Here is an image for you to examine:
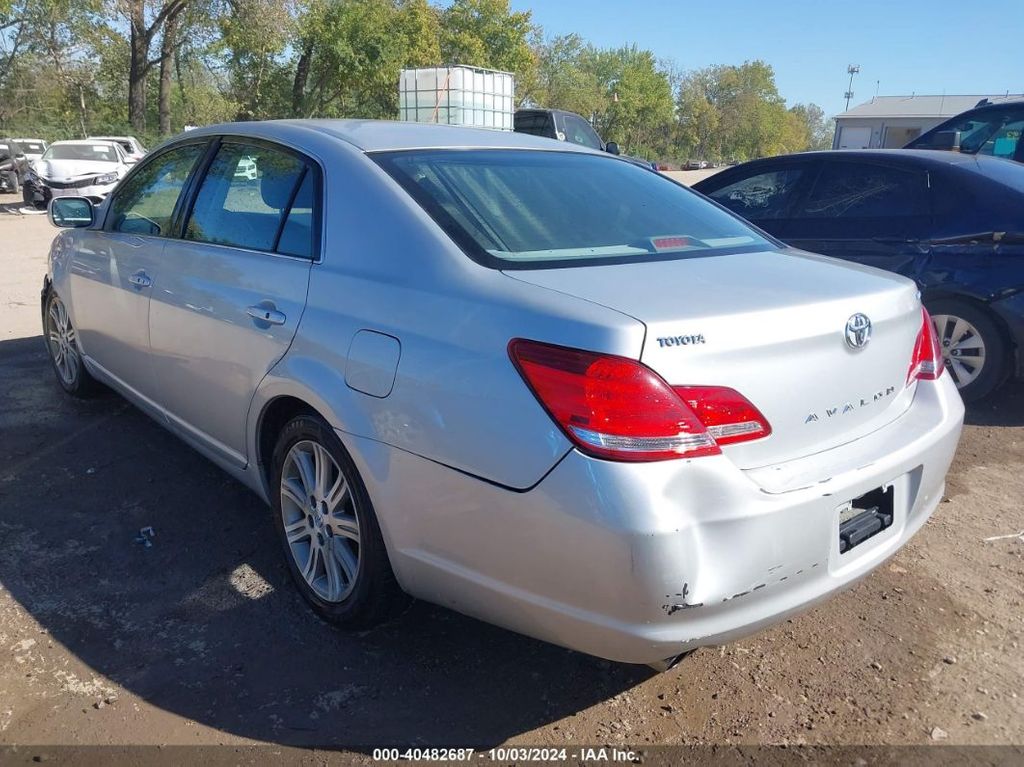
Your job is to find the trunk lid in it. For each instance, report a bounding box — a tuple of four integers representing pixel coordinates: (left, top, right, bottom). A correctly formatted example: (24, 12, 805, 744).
(505, 249, 923, 469)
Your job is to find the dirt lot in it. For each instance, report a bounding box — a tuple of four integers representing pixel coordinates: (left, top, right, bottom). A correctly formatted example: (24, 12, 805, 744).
(0, 192, 1022, 751)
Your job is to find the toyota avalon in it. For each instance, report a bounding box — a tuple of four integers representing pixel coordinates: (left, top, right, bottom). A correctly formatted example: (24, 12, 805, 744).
(42, 120, 964, 668)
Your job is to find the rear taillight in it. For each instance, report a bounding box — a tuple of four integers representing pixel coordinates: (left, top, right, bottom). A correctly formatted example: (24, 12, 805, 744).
(673, 386, 772, 445)
(908, 308, 944, 382)
(508, 339, 770, 462)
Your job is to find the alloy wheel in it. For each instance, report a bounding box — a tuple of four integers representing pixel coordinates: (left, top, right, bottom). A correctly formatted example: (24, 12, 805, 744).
(46, 294, 79, 387)
(279, 439, 361, 603)
(931, 313, 985, 388)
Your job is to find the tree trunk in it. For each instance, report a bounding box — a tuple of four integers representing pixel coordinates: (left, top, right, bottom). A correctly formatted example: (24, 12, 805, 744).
(127, 0, 149, 133)
(158, 9, 181, 136)
(77, 83, 88, 138)
(291, 40, 313, 117)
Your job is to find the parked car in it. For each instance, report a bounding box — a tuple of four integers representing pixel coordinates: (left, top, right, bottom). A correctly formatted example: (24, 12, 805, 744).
(12, 137, 48, 163)
(89, 135, 147, 163)
(0, 139, 25, 193)
(905, 98, 1024, 163)
(234, 155, 258, 181)
(693, 149, 1024, 401)
(514, 107, 655, 170)
(42, 121, 963, 668)
(23, 139, 132, 208)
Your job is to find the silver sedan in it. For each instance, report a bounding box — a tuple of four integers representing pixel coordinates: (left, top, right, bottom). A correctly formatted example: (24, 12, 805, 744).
(43, 120, 964, 668)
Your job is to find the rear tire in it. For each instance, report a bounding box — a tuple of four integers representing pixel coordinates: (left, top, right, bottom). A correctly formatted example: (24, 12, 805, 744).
(926, 298, 1009, 402)
(44, 290, 101, 398)
(271, 414, 407, 629)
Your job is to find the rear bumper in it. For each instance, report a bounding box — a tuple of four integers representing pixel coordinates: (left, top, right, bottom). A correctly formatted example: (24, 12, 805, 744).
(348, 375, 964, 665)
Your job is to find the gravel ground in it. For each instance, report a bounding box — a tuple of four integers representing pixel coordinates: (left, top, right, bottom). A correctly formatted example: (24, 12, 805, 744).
(0, 193, 1021, 750)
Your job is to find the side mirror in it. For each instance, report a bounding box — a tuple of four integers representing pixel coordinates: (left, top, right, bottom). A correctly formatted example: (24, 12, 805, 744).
(49, 196, 94, 228)
(124, 156, 138, 165)
(931, 130, 961, 152)
(605, 142, 620, 156)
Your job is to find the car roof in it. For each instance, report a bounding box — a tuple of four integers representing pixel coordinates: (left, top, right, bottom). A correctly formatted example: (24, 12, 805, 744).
(90, 136, 137, 142)
(695, 149, 1024, 192)
(180, 119, 596, 154)
(704, 149, 1018, 173)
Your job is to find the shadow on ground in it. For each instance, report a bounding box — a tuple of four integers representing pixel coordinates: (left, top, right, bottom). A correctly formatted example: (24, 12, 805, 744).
(0, 336, 649, 747)
(963, 380, 1024, 427)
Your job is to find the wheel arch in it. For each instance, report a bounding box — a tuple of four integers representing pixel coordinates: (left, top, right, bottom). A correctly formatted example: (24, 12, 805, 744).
(254, 393, 325, 498)
(922, 288, 1017, 354)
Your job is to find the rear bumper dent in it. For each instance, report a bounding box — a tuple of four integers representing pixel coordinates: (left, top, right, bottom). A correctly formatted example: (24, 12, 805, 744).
(348, 375, 964, 665)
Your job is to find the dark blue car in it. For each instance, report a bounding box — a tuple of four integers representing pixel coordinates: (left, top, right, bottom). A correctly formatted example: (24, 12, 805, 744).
(694, 150, 1024, 401)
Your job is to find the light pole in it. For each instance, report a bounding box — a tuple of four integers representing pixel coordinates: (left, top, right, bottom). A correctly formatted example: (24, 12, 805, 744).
(844, 65, 860, 111)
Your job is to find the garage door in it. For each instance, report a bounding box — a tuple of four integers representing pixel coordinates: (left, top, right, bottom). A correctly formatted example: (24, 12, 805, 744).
(837, 126, 872, 149)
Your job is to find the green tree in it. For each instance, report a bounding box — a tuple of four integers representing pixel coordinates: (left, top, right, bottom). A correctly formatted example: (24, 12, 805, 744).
(589, 45, 674, 158)
(530, 33, 602, 116)
(789, 102, 833, 151)
(440, 0, 535, 105)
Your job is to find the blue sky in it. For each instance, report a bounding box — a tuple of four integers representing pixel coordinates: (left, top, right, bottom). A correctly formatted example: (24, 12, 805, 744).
(510, 0, 1024, 116)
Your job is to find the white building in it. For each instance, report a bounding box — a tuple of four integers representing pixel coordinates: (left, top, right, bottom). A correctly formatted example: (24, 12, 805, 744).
(832, 94, 1024, 150)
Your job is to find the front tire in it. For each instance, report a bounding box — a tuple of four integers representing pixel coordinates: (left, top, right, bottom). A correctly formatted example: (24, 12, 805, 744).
(926, 298, 1009, 402)
(271, 414, 406, 628)
(44, 291, 100, 397)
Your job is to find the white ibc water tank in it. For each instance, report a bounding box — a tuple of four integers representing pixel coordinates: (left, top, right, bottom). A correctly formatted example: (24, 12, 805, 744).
(399, 65, 515, 130)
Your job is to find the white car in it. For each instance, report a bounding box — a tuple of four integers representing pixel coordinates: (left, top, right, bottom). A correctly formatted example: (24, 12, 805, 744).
(89, 135, 147, 164)
(234, 155, 258, 181)
(23, 140, 132, 208)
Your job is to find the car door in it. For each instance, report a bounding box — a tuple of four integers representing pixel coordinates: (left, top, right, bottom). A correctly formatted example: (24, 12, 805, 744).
(696, 161, 815, 240)
(69, 141, 207, 402)
(783, 159, 931, 271)
(149, 138, 318, 467)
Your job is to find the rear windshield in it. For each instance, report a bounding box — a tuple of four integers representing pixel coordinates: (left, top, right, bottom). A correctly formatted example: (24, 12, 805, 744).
(43, 144, 119, 163)
(374, 149, 774, 268)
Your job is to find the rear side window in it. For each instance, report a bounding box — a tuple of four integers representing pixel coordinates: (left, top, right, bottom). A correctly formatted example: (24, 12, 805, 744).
(185, 143, 312, 256)
(108, 143, 205, 236)
(799, 163, 927, 218)
(514, 112, 553, 137)
(704, 168, 805, 220)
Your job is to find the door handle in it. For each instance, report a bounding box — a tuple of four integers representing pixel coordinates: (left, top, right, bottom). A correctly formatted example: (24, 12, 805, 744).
(128, 271, 152, 288)
(246, 305, 287, 326)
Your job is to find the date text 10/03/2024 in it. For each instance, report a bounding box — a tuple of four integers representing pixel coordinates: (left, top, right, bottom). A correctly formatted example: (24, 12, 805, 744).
(371, 747, 638, 762)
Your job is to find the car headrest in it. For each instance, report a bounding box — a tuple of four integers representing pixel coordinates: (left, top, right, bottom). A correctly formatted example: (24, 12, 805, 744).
(260, 165, 301, 211)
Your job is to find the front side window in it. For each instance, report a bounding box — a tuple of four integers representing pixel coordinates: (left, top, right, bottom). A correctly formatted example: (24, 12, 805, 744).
(107, 143, 206, 236)
(559, 114, 603, 150)
(705, 168, 805, 220)
(374, 149, 773, 268)
(910, 109, 1024, 157)
(185, 142, 309, 254)
(799, 163, 927, 218)
(971, 117, 1024, 159)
